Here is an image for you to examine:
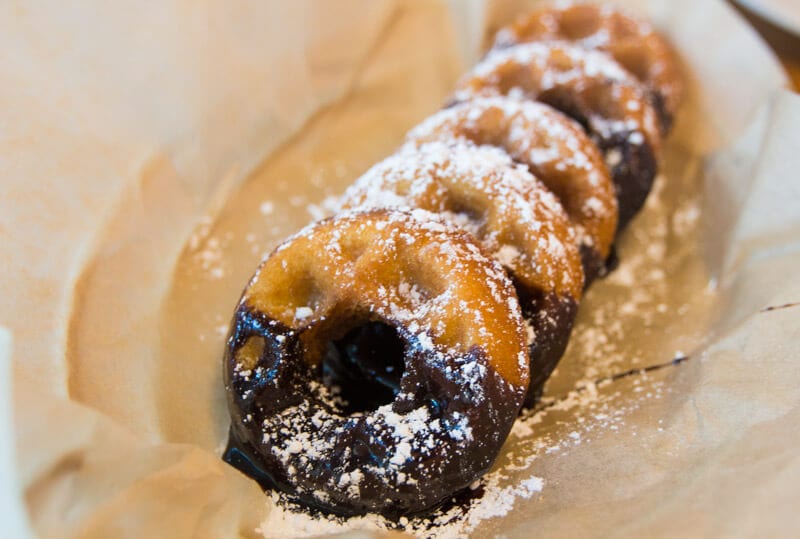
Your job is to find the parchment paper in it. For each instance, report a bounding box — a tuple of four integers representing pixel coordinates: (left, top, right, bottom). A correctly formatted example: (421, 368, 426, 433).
(1, 0, 798, 537)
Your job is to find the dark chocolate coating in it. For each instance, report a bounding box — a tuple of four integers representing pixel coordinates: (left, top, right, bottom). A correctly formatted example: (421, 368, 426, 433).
(512, 284, 578, 406)
(580, 242, 605, 286)
(223, 305, 524, 518)
(320, 321, 405, 415)
(650, 89, 673, 135)
(592, 128, 658, 232)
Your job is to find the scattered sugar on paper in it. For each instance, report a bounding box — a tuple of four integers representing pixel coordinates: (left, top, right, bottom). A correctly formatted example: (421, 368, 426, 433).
(260, 201, 275, 215)
(187, 216, 232, 282)
(255, 366, 680, 539)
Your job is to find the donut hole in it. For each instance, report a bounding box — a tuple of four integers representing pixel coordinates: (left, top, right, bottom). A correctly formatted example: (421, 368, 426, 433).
(320, 320, 406, 414)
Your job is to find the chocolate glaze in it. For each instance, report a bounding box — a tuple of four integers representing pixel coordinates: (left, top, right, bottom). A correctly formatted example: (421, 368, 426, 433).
(580, 243, 605, 286)
(650, 89, 673, 135)
(223, 305, 524, 518)
(512, 285, 579, 406)
(604, 244, 620, 274)
(593, 129, 658, 232)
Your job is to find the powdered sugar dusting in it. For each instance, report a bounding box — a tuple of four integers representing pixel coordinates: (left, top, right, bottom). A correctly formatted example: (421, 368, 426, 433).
(407, 96, 616, 257)
(341, 141, 583, 299)
(187, 216, 232, 281)
(258, 381, 471, 501)
(454, 42, 661, 152)
(491, 0, 682, 120)
(472, 42, 632, 87)
(248, 146, 710, 536)
(241, 152, 708, 538)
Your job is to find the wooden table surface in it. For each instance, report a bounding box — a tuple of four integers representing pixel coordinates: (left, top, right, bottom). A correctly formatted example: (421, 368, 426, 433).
(731, 2, 800, 91)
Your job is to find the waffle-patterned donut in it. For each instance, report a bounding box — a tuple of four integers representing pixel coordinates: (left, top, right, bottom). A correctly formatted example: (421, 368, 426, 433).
(342, 142, 583, 403)
(453, 42, 662, 231)
(407, 96, 616, 282)
(223, 209, 529, 517)
(492, 1, 683, 131)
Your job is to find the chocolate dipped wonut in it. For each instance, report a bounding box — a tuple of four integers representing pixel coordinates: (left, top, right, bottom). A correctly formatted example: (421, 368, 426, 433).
(491, 0, 683, 131)
(406, 97, 617, 283)
(341, 142, 583, 406)
(223, 1, 683, 519)
(224, 209, 530, 517)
